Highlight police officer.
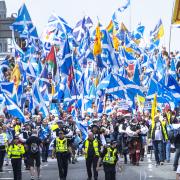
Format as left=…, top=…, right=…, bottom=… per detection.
left=53, top=130, right=70, bottom=180
left=0, top=125, right=8, bottom=172
left=97, top=140, right=118, bottom=180
left=8, top=136, right=25, bottom=180
left=83, top=132, right=100, bottom=180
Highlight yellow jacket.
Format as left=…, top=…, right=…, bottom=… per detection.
left=8, top=144, right=25, bottom=159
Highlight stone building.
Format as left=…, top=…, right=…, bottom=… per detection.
left=0, top=0, right=7, bottom=53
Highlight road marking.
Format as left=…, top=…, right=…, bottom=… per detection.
left=143, top=170, right=147, bottom=180
left=0, top=178, right=13, bottom=179
left=139, top=170, right=142, bottom=180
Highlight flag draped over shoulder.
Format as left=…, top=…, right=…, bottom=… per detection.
left=93, top=24, right=102, bottom=56
left=10, top=64, right=21, bottom=90
left=46, top=46, right=57, bottom=76
left=151, top=94, right=157, bottom=133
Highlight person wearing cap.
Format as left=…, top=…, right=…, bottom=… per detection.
left=53, top=130, right=70, bottom=180
left=96, top=140, right=118, bottom=180
left=8, top=136, right=25, bottom=180
left=148, top=115, right=168, bottom=166
left=19, top=123, right=32, bottom=170
left=55, top=120, right=69, bottom=137
left=83, top=132, right=100, bottom=180
left=0, top=125, right=8, bottom=172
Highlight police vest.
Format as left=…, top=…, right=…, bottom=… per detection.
left=55, top=138, right=68, bottom=153
left=103, top=147, right=117, bottom=165
left=84, top=139, right=99, bottom=158
left=8, top=144, right=25, bottom=159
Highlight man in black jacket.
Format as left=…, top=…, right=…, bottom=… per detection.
left=173, top=127, right=180, bottom=171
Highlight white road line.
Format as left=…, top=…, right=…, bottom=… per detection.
left=143, top=170, right=147, bottom=180
left=0, top=178, right=13, bottom=180
left=139, top=170, right=142, bottom=180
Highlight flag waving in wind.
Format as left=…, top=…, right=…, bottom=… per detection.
left=4, top=93, right=26, bottom=123
left=10, top=64, right=21, bottom=90
left=46, top=46, right=57, bottom=76
left=93, top=24, right=102, bottom=56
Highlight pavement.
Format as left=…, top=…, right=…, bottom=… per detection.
left=0, top=153, right=177, bottom=180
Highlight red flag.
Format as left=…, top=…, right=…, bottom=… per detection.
left=46, top=46, right=57, bottom=76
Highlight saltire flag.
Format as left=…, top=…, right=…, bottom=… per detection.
left=169, top=58, right=177, bottom=80
left=132, top=23, right=145, bottom=44
left=11, top=3, right=38, bottom=39
left=73, top=16, right=93, bottom=43
left=112, top=0, right=131, bottom=25
left=93, top=24, right=102, bottom=56
left=32, top=81, right=49, bottom=117
left=61, top=38, right=73, bottom=75
left=0, top=82, right=14, bottom=95
left=46, top=45, right=57, bottom=76
left=74, top=117, right=88, bottom=141
left=10, top=64, right=21, bottom=90
left=4, top=93, right=26, bottom=123
left=117, top=0, right=130, bottom=12
left=133, top=62, right=140, bottom=86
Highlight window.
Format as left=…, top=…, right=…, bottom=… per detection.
left=0, top=43, right=2, bottom=52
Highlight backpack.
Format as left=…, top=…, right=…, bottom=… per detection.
left=30, top=143, right=39, bottom=154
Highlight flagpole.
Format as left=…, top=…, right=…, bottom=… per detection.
left=129, top=0, right=132, bottom=31
left=169, top=0, right=176, bottom=53
left=168, top=25, right=172, bottom=54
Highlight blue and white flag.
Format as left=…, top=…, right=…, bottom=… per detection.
left=4, top=93, right=26, bottom=123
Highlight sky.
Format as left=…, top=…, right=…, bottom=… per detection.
left=4, top=0, right=180, bottom=51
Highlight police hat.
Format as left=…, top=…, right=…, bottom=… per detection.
left=111, top=140, right=117, bottom=145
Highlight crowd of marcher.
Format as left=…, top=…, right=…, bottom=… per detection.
left=0, top=98, right=180, bottom=180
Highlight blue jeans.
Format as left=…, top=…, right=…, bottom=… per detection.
left=166, top=141, right=171, bottom=161
left=153, top=140, right=164, bottom=163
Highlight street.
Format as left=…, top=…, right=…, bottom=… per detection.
left=0, top=153, right=176, bottom=180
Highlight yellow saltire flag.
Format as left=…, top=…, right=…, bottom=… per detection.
left=151, top=94, right=157, bottom=133
left=137, top=95, right=145, bottom=113
left=157, top=24, right=164, bottom=39
left=10, top=64, right=21, bottom=90
left=172, top=0, right=180, bottom=24
left=93, top=24, right=102, bottom=56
